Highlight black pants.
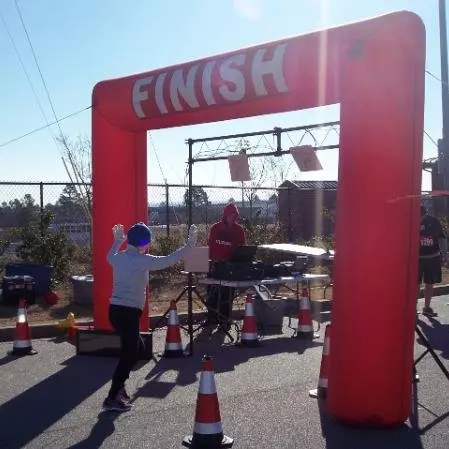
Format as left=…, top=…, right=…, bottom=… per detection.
left=206, top=285, right=235, bottom=323
left=107, top=304, right=145, bottom=400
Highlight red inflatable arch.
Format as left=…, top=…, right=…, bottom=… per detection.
left=91, top=11, right=425, bottom=426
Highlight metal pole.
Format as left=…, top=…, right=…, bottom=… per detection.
left=39, top=182, right=44, bottom=236
left=188, top=120, right=339, bottom=144
left=288, top=187, right=292, bottom=241
left=187, top=139, right=194, bottom=355
left=274, top=127, right=282, bottom=153
left=439, top=0, right=449, bottom=216
left=440, top=0, right=449, bottom=140
left=165, top=184, right=170, bottom=237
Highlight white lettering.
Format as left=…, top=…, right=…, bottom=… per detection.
left=132, top=76, right=153, bottom=118
left=131, top=44, right=289, bottom=119
left=218, top=54, right=246, bottom=102
left=155, top=72, right=168, bottom=114
left=252, top=43, right=288, bottom=96
left=216, top=239, right=232, bottom=246
left=202, top=61, right=217, bottom=106
left=170, top=65, right=200, bottom=112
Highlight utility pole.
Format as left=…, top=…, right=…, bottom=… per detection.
left=437, top=0, right=449, bottom=216
left=440, top=0, right=449, bottom=139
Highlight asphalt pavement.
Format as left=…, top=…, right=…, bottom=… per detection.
left=0, top=296, right=449, bottom=449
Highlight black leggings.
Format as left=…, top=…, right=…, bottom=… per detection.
left=107, top=304, right=145, bottom=400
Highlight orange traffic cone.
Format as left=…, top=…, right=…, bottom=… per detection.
left=296, top=288, right=316, bottom=339
left=309, top=324, right=331, bottom=399
left=182, top=355, right=234, bottom=448
left=9, top=299, right=37, bottom=356
left=237, top=292, right=261, bottom=347
left=163, top=301, right=184, bottom=358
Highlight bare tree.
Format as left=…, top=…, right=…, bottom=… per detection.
left=234, top=138, right=288, bottom=220
left=267, top=156, right=292, bottom=187
left=57, top=135, right=92, bottom=222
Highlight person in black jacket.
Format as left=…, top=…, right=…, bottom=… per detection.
left=419, top=205, right=447, bottom=317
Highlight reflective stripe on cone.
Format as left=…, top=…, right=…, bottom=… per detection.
left=309, top=324, right=331, bottom=399
left=163, top=301, right=184, bottom=358
left=183, top=355, right=234, bottom=448
left=238, top=292, right=261, bottom=347
left=9, top=299, right=37, bottom=357
left=296, top=288, right=314, bottom=339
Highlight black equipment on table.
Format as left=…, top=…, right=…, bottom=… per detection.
left=210, top=260, right=265, bottom=281
left=262, top=262, right=293, bottom=278
left=230, top=245, right=258, bottom=263
left=209, top=256, right=309, bottom=281
left=208, top=244, right=311, bottom=281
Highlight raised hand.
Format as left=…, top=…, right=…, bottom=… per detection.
left=112, top=224, right=126, bottom=241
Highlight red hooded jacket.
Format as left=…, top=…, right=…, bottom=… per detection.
left=208, top=203, right=246, bottom=261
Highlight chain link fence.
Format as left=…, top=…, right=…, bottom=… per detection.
left=0, top=123, right=341, bottom=246
left=0, top=181, right=338, bottom=249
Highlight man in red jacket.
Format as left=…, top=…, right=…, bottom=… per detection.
left=206, top=203, right=246, bottom=325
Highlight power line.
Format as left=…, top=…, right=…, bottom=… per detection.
left=148, top=133, right=167, bottom=184
left=0, top=9, right=52, bottom=131
left=424, top=130, right=439, bottom=147
left=0, top=105, right=91, bottom=148
left=13, top=0, right=65, bottom=140
left=13, top=0, right=79, bottom=189
left=148, top=132, right=186, bottom=185
left=0, top=15, right=443, bottom=158
left=2, top=1, right=91, bottom=218
left=426, top=69, right=449, bottom=88
left=0, top=2, right=77, bottom=195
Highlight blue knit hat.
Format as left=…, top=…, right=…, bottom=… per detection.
left=127, top=222, right=152, bottom=247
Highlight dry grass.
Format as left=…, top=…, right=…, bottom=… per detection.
left=2, top=267, right=448, bottom=328
left=0, top=272, right=330, bottom=328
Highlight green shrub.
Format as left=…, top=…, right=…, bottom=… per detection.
left=0, top=238, right=11, bottom=275
left=151, top=230, right=184, bottom=256
left=298, top=234, right=335, bottom=251
left=0, top=239, right=10, bottom=256
left=71, top=243, right=92, bottom=272
left=150, top=230, right=186, bottom=279
left=14, top=211, right=75, bottom=283
left=239, top=217, right=284, bottom=245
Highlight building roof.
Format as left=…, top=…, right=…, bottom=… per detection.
left=278, top=180, right=338, bottom=190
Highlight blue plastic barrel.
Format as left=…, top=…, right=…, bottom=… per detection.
left=5, top=263, right=53, bottom=295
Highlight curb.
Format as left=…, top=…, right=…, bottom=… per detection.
left=6, top=281, right=449, bottom=343
left=0, top=297, right=332, bottom=343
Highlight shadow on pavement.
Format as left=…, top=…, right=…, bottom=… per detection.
left=0, top=353, right=29, bottom=367
left=318, top=399, right=423, bottom=449
left=133, top=332, right=322, bottom=401
left=416, top=316, right=449, bottom=361
left=64, top=412, right=118, bottom=449
left=0, top=353, right=113, bottom=448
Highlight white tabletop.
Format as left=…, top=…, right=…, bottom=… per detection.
left=258, top=243, right=334, bottom=260
left=198, top=273, right=329, bottom=288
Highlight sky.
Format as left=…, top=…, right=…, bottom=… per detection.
left=0, top=0, right=446, bottom=203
